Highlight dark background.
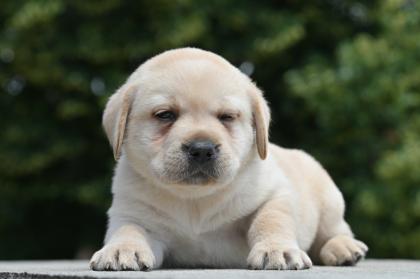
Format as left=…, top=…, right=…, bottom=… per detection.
left=1, top=0, right=419, bottom=259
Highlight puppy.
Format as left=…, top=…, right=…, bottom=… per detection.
left=90, top=48, right=368, bottom=271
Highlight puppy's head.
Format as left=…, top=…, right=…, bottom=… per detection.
left=103, top=48, right=270, bottom=196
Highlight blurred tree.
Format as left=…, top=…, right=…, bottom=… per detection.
left=286, top=0, right=420, bottom=258
left=2, top=0, right=417, bottom=260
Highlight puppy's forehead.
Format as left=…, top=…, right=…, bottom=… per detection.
left=142, top=92, right=248, bottom=113
left=144, top=49, right=241, bottom=84
left=137, top=48, right=251, bottom=110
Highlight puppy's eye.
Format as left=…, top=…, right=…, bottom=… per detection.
left=218, top=113, right=236, bottom=122
left=154, top=110, right=177, bottom=122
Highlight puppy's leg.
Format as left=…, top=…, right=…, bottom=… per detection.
left=311, top=188, right=368, bottom=266
left=247, top=198, right=312, bottom=270
left=90, top=224, right=164, bottom=271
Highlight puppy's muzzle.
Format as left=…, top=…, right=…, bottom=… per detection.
left=183, top=140, right=220, bottom=164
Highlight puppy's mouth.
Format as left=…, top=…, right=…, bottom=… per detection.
left=162, top=162, right=222, bottom=185
left=160, top=142, right=228, bottom=186
left=181, top=165, right=220, bottom=185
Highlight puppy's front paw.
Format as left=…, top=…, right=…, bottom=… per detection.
left=90, top=242, right=155, bottom=271
left=247, top=243, right=312, bottom=270
left=320, top=235, right=368, bottom=266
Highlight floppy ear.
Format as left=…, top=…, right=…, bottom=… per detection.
left=251, top=87, right=271, bottom=160
left=102, top=85, right=136, bottom=161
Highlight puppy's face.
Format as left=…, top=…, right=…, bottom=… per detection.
left=103, top=49, right=269, bottom=195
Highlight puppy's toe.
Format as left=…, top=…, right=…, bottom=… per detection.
left=320, top=235, right=368, bottom=266
left=284, top=249, right=312, bottom=270
left=90, top=243, right=155, bottom=271
left=117, top=249, right=139, bottom=270
left=89, top=247, right=119, bottom=271
left=247, top=243, right=312, bottom=270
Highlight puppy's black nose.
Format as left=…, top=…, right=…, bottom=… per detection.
left=183, top=140, right=219, bottom=164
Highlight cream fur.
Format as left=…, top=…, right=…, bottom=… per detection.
left=90, top=48, right=368, bottom=271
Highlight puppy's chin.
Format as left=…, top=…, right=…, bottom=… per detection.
left=159, top=166, right=222, bottom=187
left=177, top=172, right=217, bottom=185
left=151, top=164, right=237, bottom=199
left=173, top=162, right=225, bottom=184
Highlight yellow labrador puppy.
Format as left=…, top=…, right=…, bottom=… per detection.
left=90, top=48, right=367, bottom=271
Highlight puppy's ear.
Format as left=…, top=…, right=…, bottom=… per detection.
left=102, top=85, right=136, bottom=161
left=251, top=87, right=271, bottom=160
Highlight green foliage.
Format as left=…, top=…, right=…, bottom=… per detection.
left=0, top=0, right=417, bottom=259
left=286, top=0, right=420, bottom=258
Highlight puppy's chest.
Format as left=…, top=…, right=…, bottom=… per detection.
left=140, top=199, right=252, bottom=267
left=147, top=199, right=248, bottom=237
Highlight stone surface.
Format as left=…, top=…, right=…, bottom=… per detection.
left=0, top=260, right=419, bottom=279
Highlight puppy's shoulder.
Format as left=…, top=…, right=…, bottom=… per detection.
left=111, top=156, right=147, bottom=194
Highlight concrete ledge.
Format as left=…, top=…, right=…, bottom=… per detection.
left=0, top=260, right=419, bottom=279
